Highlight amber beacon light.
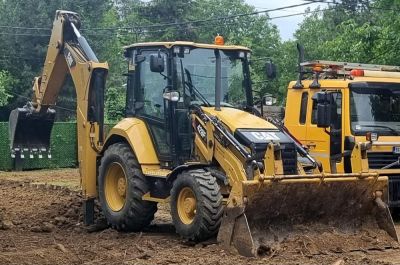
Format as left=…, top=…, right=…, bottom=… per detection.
left=214, top=35, right=225, bottom=45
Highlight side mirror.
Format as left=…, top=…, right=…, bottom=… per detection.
left=312, top=92, right=333, bottom=128
left=263, top=95, right=277, bottom=106
left=150, top=53, right=165, bottom=73
left=135, top=54, right=145, bottom=64
left=265, top=60, right=277, bottom=80
left=163, top=91, right=180, bottom=102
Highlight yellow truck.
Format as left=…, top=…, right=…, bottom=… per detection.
left=284, top=59, right=400, bottom=209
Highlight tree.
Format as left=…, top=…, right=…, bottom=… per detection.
left=0, top=0, right=114, bottom=120
left=0, top=71, right=13, bottom=106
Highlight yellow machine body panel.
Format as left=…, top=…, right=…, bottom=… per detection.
left=203, top=107, right=276, bottom=131
left=106, top=118, right=160, bottom=165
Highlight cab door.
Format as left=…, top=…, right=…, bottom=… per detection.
left=132, top=49, right=173, bottom=165
left=130, top=48, right=192, bottom=168
left=306, top=90, right=343, bottom=173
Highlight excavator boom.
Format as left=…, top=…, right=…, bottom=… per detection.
left=8, top=10, right=108, bottom=199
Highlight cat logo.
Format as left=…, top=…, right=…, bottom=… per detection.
left=251, top=131, right=280, bottom=141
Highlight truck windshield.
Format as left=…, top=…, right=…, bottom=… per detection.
left=350, top=86, right=400, bottom=136
left=176, top=48, right=247, bottom=108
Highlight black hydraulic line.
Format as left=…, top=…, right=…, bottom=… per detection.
left=214, top=50, right=222, bottom=111
left=71, top=22, right=98, bottom=63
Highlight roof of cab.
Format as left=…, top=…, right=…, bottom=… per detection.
left=123, top=41, right=251, bottom=51
left=288, top=78, right=400, bottom=89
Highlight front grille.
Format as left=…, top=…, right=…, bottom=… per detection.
left=281, top=143, right=297, bottom=175
left=389, top=175, right=400, bottom=207
left=367, top=152, right=400, bottom=169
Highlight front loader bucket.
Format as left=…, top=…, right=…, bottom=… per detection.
left=9, top=106, right=55, bottom=156
left=218, top=174, right=399, bottom=257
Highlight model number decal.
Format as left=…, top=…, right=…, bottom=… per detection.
left=197, top=124, right=207, bottom=139
left=251, top=131, right=280, bottom=141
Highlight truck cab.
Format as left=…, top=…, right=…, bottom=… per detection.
left=284, top=61, right=400, bottom=208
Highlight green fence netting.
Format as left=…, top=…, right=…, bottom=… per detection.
left=0, top=122, right=78, bottom=170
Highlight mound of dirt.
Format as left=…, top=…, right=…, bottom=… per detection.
left=1, top=171, right=400, bottom=265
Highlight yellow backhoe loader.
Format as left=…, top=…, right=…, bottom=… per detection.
left=8, top=11, right=399, bottom=257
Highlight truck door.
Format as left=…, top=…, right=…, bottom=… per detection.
left=284, top=89, right=309, bottom=143
left=306, top=90, right=343, bottom=173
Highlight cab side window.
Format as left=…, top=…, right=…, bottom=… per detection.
left=311, top=100, right=318, bottom=124
left=299, top=92, right=308, bottom=124
left=311, top=91, right=342, bottom=125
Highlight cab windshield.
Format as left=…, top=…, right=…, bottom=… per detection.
left=176, top=48, right=248, bottom=108
left=350, top=85, right=400, bottom=136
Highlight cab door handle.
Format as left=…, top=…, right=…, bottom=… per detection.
left=306, top=142, right=316, bottom=148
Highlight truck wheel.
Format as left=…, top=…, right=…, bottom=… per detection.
left=170, top=169, right=223, bottom=242
left=98, top=142, right=157, bottom=231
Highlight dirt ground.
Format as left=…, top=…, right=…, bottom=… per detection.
left=1, top=168, right=400, bottom=265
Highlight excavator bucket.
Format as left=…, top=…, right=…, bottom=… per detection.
left=9, top=106, right=55, bottom=156
left=218, top=174, right=399, bottom=257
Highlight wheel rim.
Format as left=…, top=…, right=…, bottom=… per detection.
left=177, top=187, right=197, bottom=224
left=105, top=162, right=127, bottom=212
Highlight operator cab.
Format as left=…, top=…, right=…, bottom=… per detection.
left=123, top=41, right=253, bottom=168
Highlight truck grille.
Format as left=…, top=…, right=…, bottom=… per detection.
left=281, top=143, right=297, bottom=175
left=367, top=152, right=400, bottom=169
left=389, top=175, right=400, bottom=207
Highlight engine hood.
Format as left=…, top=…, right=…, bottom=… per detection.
left=200, top=107, right=297, bottom=175
left=201, top=107, right=276, bottom=131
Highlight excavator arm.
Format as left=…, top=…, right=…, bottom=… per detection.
left=9, top=10, right=108, bottom=199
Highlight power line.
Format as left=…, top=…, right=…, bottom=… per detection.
left=0, top=32, right=51, bottom=37
left=0, top=25, right=49, bottom=30
left=302, top=0, right=400, bottom=12
left=0, top=2, right=316, bottom=33
left=5, top=90, right=76, bottom=112
left=0, top=7, right=329, bottom=38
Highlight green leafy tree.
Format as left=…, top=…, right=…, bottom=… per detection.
left=0, top=71, right=13, bottom=106
left=105, top=86, right=125, bottom=122
left=0, top=0, right=114, bottom=120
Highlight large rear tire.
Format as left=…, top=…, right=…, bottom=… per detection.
left=170, top=169, right=223, bottom=242
left=98, top=142, right=157, bottom=231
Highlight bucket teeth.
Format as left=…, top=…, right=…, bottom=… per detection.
left=10, top=147, right=52, bottom=159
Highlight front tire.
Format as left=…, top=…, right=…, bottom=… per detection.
left=98, top=142, right=157, bottom=231
left=170, top=169, right=223, bottom=242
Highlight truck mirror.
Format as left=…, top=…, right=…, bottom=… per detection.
left=135, top=54, right=145, bottom=64
left=150, top=53, right=165, bottom=73
left=265, top=60, right=277, bottom=80
left=312, top=92, right=333, bottom=128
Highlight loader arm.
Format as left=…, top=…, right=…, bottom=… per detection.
left=9, top=10, right=108, bottom=198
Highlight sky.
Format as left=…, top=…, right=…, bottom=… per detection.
left=244, top=0, right=328, bottom=40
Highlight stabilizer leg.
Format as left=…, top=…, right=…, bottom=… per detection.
left=83, top=198, right=95, bottom=225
